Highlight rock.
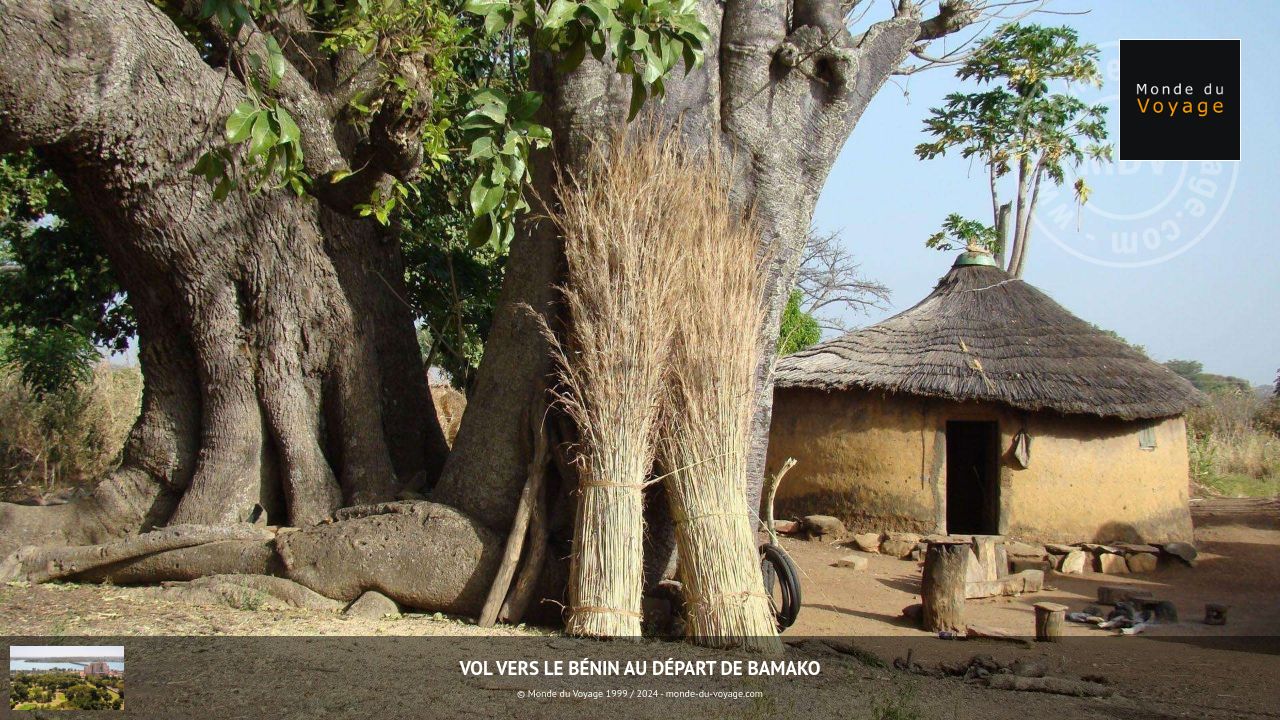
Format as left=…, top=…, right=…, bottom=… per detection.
left=1125, top=552, right=1158, bottom=574
left=1160, top=542, right=1198, bottom=566
left=836, top=554, right=869, bottom=571
left=887, top=531, right=922, bottom=544
left=1010, top=658, right=1048, bottom=678
left=965, top=579, right=1005, bottom=599
left=880, top=539, right=916, bottom=559
left=803, top=515, right=845, bottom=540
left=1117, top=543, right=1160, bottom=555
left=773, top=519, right=801, bottom=535
left=1044, top=543, right=1076, bottom=555
left=1018, top=569, right=1045, bottom=593
left=1004, top=540, right=1047, bottom=558
left=1057, top=550, right=1088, bottom=575
left=1141, top=599, right=1178, bottom=622
left=344, top=590, right=400, bottom=620
left=1011, top=557, right=1052, bottom=574
left=1096, top=553, right=1129, bottom=575
left=901, top=603, right=923, bottom=622
left=852, top=532, right=882, bottom=553
left=965, top=549, right=986, bottom=583
left=1097, top=585, right=1153, bottom=605
left=1080, top=543, right=1120, bottom=554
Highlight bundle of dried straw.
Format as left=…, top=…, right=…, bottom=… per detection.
left=656, top=151, right=782, bottom=654
left=550, top=129, right=779, bottom=651
left=550, top=134, right=684, bottom=638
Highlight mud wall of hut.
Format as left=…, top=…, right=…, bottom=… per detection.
left=766, top=387, right=1193, bottom=543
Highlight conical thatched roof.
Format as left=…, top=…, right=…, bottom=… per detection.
left=775, top=257, right=1201, bottom=420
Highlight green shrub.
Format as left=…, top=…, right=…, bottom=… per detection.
left=1186, top=390, right=1280, bottom=498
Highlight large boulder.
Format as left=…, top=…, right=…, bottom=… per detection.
left=803, top=515, right=846, bottom=540
left=1057, top=550, right=1088, bottom=575
left=851, top=532, right=882, bottom=553
left=345, top=590, right=401, bottom=620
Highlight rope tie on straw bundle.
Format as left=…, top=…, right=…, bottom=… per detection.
left=683, top=590, right=772, bottom=605
left=670, top=510, right=749, bottom=525
left=570, top=606, right=645, bottom=618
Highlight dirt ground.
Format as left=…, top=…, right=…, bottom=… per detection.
left=1, top=497, right=1277, bottom=719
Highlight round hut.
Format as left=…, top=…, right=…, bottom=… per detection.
left=768, top=251, right=1201, bottom=544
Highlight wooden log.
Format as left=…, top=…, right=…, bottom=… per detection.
left=478, top=391, right=548, bottom=628
left=921, top=541, right=969, bottom=633
left=1034, top=602, right=1068, bottom=642
left=498, top=418, right=552, bottom=625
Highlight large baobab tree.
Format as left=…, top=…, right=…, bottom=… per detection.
left=0, top=0, right=1022, bottom=613
left=438, top=0, right=1025, bottom=530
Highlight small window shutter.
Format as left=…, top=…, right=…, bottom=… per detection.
left=1138, top=425, right=1157, bottom=450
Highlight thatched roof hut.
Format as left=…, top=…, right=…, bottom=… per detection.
left=767, top=252, right=1199, bottom=545
left=776, top=253, right=1200, bottom=420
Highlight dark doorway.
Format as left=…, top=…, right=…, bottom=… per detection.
left=945, top=421, right=1000, bottom=535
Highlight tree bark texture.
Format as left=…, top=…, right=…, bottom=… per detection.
left=922, top=541, right=969, bottom=633
left=0, top=0, right=449, bottom=556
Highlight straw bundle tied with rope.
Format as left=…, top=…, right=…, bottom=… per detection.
left=656, top=149, right=782, bottom=655
left=548, top=133, right=685, bottom=638
left=547, top=130, right=780, bottom=651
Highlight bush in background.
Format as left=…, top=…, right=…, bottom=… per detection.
left=0, top=360, right=141, bottom=502
left=1187, top=389, right=1280, bottom=498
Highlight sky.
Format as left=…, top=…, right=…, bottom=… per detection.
left=817, top=0, right=1279, bottom=386
left=9, top=646, right=125, bottom=660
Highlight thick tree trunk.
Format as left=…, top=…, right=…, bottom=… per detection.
left=442, top=0, right=927, bottom=534
left=0, top=0, right=449, bottom=556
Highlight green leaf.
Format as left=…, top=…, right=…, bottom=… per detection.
left=509, top=91, right=543, bottom=120
left=458, top=112, right=498, bottom=131
left=558, top=40, right=588, bottom=73
left=544, top=0, right=577, bottom=29
left=225, top=101, right=258, bottom=143
left=627, top=75, right=646, bottom=121
left=469, top=177, right=504, bottom=216
left=248, top=113, right=278, bottom=158
left=212, top=176, right=232, bottom=201
left=629, top=28, right=649, bottom=51
left=329, top=168, right=355, bottom=184
left=467, top=213, right=494, bottom=248
left=462, top=0, right=506, bottom=14
left=265, top=36, right=286, bottom=90
left=276, top=107, right=301, bottom=145
left=467, top=136, right=496, bottom=160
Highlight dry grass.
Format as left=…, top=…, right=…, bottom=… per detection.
left=655, top=147, right=781, bottom=653
left=429, top=384, right=466, bottom=448
left=1187, top=391, right=1280, bottom=498
left=548, top=132, right=686, bottom=638
left=0, top=361, right=142, bottom=502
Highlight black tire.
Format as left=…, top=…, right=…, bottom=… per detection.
left=760, top=542, right=802, bottom=631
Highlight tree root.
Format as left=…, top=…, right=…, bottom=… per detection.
left=0, top=501, right=515, bottom=617
left=0, top=524, right=275, bottom=583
